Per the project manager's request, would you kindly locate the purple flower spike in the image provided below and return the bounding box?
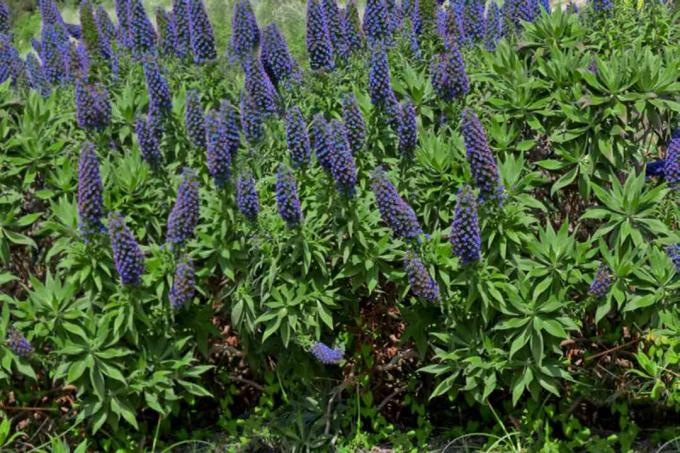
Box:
[589,264,613,298]
[363,0,391,45]
[169,254,195,309]
[236,171,260,222]
[135,115,163,168]
[398,98,418,155]
[261,23,299,86]
[205,109,233,187]
[143,56,172,113]
[128,0,156,58]
[370,167,423,241]
[275,164,303,228]
[405,251,440,302]
[327,120,358,197]
[310,341,344,364]
[172,0,191,59]
[108,212,145,285]
[431,44,469,101]
[229,0,260,62]
[664,137,680,188]
[75,79,111,131]
[461,108,504,205]
[185,89,206,148]
[6,327,33,357]
[189,0,216,64]
[450,185,481,265]
[285,107,312,168]
[166,168,200,250]
[342,93,366,155]
[78,142,105,238]
[306,0,335,71]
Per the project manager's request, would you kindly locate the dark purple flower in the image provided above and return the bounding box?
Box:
[368,44,394,107]
[108,212,145,285]
[310,341,344,364]
[39,24,67,85]
[664,138,680,188]
[385,90,403,133]
[463,0,486,42]
[437,4,465,48]
[403,0,422,35]
[205,109,232,187]
[6,327,33,357]
[363,0,391,44]
[169,254,195,309]
[0,1,9,35]
[143,56,172,113]
[307,0,335,71]
[172,0,191,59]
[276,164,303,227]
[185,90,206,148]
[156,8,178,56]
[311,114,333,171]
[591,0,613,12]
[646,159,665,179]
[261,23,298,86]
[78,142,105,238]
[95,6,117,43]
[189,0,216,64]
[405,251,439,302]
[236,171,260,221]
[166,168,200,250]
[135,115,163,167]
[240,90,264,144]
[667,245,680,273]
[65,41,90,82]
[0,37,25,87]
[75,79,111,131]
[229,0,260,62]
[461,108,504,204]
[431,44,469,101]
[128,0,156,58]
[588,264,612,298]
[327,120,358,197]
[25,53,51,97]
[221,101,241,159]
[370,167,423,240]
[114,0,131,48]
[398,98,417,154]
[540,0,550,13]
[502,0,523,34]
[38,0,66,34]
[342,93,366,155]
[244,56,277,117]
[518,0,539,23]
[484,2,502,51]
[344,0,364,52]
[450,185,481,265]
[285,106,312,168]
[322,0,350,60]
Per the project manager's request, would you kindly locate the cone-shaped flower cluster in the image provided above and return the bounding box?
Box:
[368,45,394,107]
[322,0,349,60]
[0,38,24,87]
[156,8,177,56]
[205,109,232,187]
[463,0,485,43]
[236,171,260,222]
[244,57,277,117]
[342,93,366,155]
[65,41,90,82]
[108,212,145,285]
[261,24,298,86]
[240,91,264,144]
[461,108,504,204]
[312,114,332,171]
[518,0,538,23]
[664,137,680,188]
[405,251,440,302]
[169,254,195,309]
[276,164,303,227]
[221,101,241,159]
[25,53,51,97]
[370,167,423,240]
[135,115,162,167]
[172,0,191,59]
[128,0,156,58]
[189,0,216,64]
[398,98,417,154]
[230,0,260,62]
[344,0,364,52]
[591,0,613,12]
[166,168,200,249]
[450,185,481,265]
[327,120,358,197]
[646,159,665,179]
[307,0,335,71]
[40,24,67,85]
[185,90,206,148]
[431,44,469,101]
[75,79,111,131]
[485,3,502,51]
[144,56,172,113]
[363,0,391,44]
[0,1,9,35]
[285,107,312,168]
[96,6,117,43]
[667,245,680,273]
[310,341,344,364]
[588,264,612,298]
[6,327,33,357]
[114,0,131,48]
[78,142,105,238]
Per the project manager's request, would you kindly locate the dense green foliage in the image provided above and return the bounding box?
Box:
[1,1,680,451]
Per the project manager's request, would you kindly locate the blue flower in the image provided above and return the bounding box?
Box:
[667,245,680,273]
[322,0,350,60]
[166,168,200,250]
[645,159,665,179]
[484,2,502,50]
[205,109,232,187]
[108,212,145,285]
[591,0,613,12]
[327,120,358,197]
[221,101,241,159]
[311,114,332,171]
[135,115,163,167]
[344,0,365,52]
[244,56,278,117]
[78,142,105,238]
[143,56,172,113]
[310,341,344,364]
[461,108,504,204]
[6,326,33,357]
[368,44,394,107]
[664,137,680,188]
[189,0,216,64]
[128,0,156,58]
[75,79,111,131]
[169,254,195,309]
[342,93,366,155]
[363,0,391,45]
[229,0,260,62]
[588,264,612,298]
[236,171,260,222]
[370,167,423,240]
[285,106,312,168]
[276,164,303,228]
[405,251,440,302]
[185,89,206,148]
[450,185,481,265]
[25,53,51,97]
[463,0,486,43]
[261,24,299,86]
[398,98,417,154]
[172,0,191,58]
[114,0,131,48]
[0,1,10,35]
[156,8,178,56]
[39,24,67,85]
[306,0,335,71]
[431,44,469,101]
[240,90,264,144]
